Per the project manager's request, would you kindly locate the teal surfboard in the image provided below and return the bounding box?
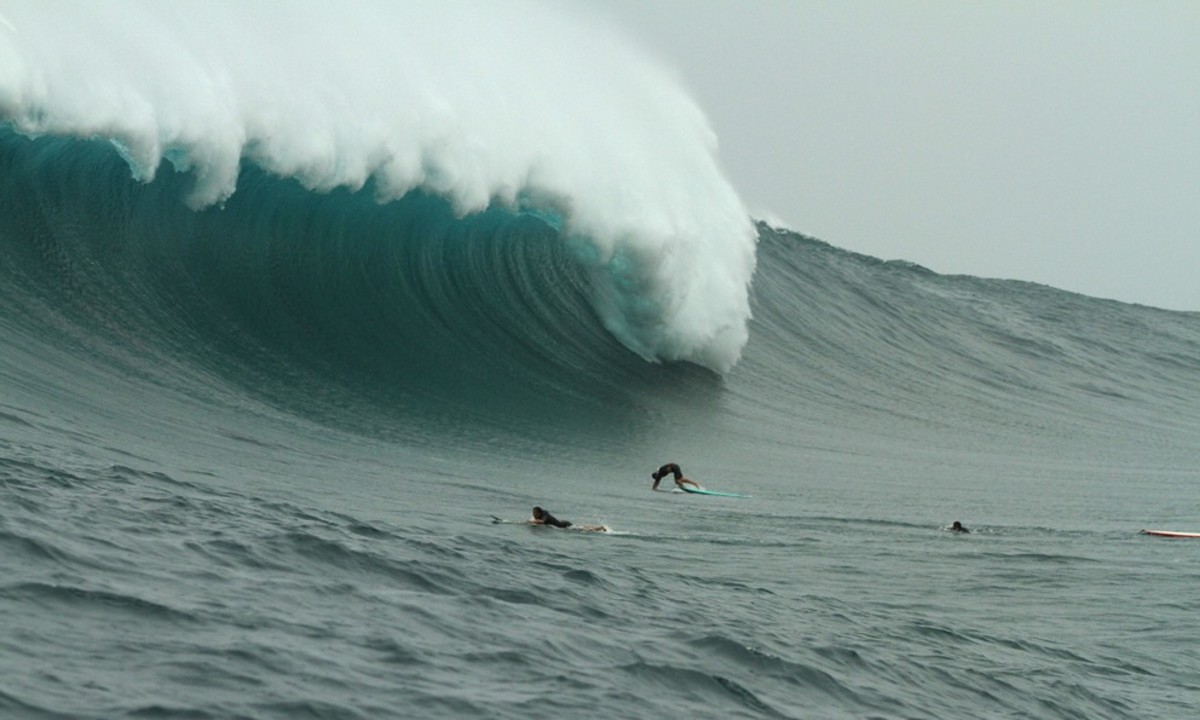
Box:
[681,486,751,499]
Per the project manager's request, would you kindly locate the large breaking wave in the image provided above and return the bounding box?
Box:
[0,0,755,372]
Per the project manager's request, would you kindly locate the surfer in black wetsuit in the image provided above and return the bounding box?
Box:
[651,462,700,491]
[530,506,571,528]
[951,521,970,533]
[528,507,608,532]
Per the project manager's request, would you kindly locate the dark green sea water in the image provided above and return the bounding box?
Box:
[3,129,1200,719]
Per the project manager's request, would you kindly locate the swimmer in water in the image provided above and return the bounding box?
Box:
[951,520,970,533]
[651,462,700,491]
[529,507,608,532]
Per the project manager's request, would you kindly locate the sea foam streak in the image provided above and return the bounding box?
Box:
[0,0,755,371]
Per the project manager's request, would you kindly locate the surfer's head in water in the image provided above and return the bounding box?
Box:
[530,507,572,528]
[651,462,699,491]
[951,521,969,533]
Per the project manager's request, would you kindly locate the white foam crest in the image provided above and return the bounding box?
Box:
[0,0,756,371]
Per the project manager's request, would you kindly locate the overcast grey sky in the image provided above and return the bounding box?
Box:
[585,1,1200,311]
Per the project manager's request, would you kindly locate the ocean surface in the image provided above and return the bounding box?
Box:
[3,4,1200,719]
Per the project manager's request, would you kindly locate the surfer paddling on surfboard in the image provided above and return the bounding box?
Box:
[651,462,700,491]
[528,507,607,532]
[530,506,571,528]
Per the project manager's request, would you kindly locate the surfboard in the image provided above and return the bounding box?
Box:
[680,486,751,499]
[1140,529,1200,538]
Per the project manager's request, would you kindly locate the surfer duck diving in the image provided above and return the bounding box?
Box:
[651,462,700,491]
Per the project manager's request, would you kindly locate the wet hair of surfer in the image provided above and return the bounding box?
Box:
[651,462,699,490]
[951,521,969,533]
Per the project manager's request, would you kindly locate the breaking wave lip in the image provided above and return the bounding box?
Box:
[0,0,757,372]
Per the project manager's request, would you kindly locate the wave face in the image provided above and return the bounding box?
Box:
[0,0,755,371]
[7,124,1198,453]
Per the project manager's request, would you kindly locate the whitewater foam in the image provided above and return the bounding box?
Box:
[0,0,755,371]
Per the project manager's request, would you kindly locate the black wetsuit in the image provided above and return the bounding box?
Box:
[652,463,683,489]
[540,511,572,528]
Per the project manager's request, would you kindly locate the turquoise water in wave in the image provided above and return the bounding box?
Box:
[3,129,1200,719]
